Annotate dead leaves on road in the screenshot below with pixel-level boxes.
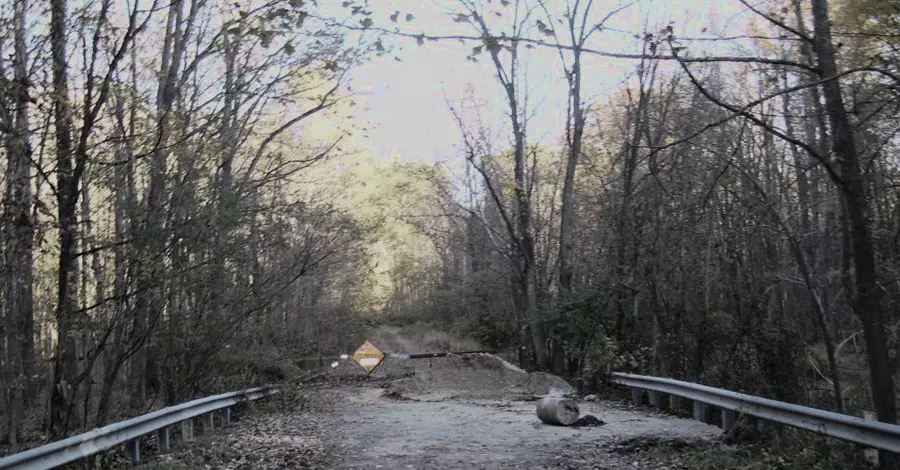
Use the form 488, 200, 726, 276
150, 387, 336, 470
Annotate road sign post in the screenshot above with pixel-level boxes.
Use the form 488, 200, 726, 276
351, 340, 385, 374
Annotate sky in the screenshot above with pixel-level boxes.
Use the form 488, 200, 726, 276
327, 0, 756, 170
304, 0, 763, 297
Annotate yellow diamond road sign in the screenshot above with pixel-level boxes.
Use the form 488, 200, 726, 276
352, 340, 385, 374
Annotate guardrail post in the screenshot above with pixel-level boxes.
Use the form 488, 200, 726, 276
722, 409, 736, 432
631, 388, 644, 406
692, 401, 714, 424
862, 411, 880, 466
648, 391, 659, 408
157, 427, 171, 454
126, 439, 140, 464
754, 416, 769, 432
223, 407, 231, 425
647, 390, 671, 410
203, 412, 214, 432
669, 395, 681, 412
181, 419, 194, 444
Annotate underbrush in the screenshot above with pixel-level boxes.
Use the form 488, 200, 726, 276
672, 437, 875, 469
212, 344, 305, 390
609, 430, 876, 470
399, 322, 486, 352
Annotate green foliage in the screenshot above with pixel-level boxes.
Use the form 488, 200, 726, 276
213, 345, 303, 390
424, 270, 519, 349
701, 317, 807, 401
540, 285, 651, 388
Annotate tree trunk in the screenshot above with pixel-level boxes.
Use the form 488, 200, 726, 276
552, 37, 586, 375
810, 0, 897, 445
49, 0, 82, 438
513, 120, 545, 369
471, 6, 547, 370
133, 0, 188, 407
3, 0, 33, 446
558, 50, 583, 293
615, 71, 649, 339
98, 88, 137, 426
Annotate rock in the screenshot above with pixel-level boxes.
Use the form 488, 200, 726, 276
535, 396, 580, 426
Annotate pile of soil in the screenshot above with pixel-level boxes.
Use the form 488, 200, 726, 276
391, 353, 576, 400
572, 414, 606, 427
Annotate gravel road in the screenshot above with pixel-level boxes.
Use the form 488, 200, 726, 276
324, 386, 720, 469
319, 327, 722, 469
152, 327, 724, 469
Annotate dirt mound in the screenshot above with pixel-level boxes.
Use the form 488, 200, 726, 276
522, 371, 576, 396
572, 414, 606, 427
392, 353, 575, 400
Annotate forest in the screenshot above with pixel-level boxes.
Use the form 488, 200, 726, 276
1, 0, 900, 463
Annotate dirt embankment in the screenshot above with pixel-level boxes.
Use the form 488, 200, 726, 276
332, 325, 574, 400
385, 352, 576, 401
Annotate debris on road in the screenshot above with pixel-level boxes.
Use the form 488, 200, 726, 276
381, 352, 577, 401
572, 414, 606, 427
536, 396, 581, 426
381, 388, 412, 401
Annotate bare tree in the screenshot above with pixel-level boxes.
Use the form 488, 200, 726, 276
455, 0, 548, 369
1, 0, 34, 449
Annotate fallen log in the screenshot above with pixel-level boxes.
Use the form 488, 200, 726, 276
536, 397, 580, 426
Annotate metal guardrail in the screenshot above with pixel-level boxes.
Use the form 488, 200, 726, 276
611, 372, 900, 453
0, 385, 276, 470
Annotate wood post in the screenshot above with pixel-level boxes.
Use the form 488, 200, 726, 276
181, 419, 194, 444
203, 412, 214, 432
722, 409, 737, 432
692, 401, 714, 424
126, 439, 140, 464
669, 395, 681, 412
649, 391, 667, 410
755, 416, 772, 433
631, 388, 644, 406
862, 411, 879, 466
648, 391, 659, 408
157, 427, 170, 454
223, 407, 231, 425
